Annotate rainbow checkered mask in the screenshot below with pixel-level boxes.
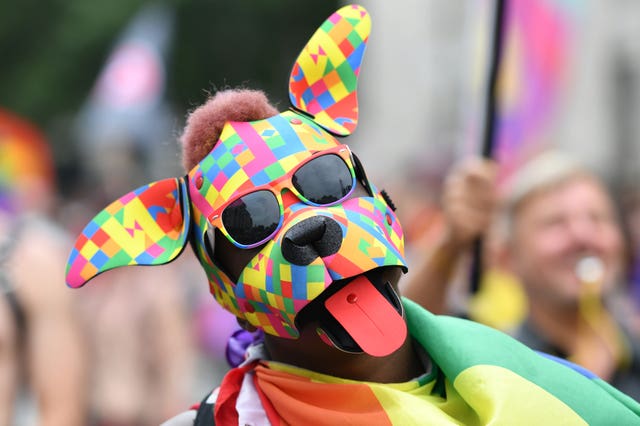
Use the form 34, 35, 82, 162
66, 4, 407, 341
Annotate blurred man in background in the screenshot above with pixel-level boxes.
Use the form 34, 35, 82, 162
405, 149, 640, 400
492, 150, 640, 398
0, 108, 88, 426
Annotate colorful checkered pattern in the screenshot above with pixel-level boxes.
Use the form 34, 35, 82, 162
186, 107, 406, 337
226, 195, 406, 337
190, 207, 243, 316
66, 178, 190, 288
289, 4, 370, 136
188, 110, 340, 221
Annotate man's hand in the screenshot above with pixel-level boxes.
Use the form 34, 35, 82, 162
442, 157, 498, 249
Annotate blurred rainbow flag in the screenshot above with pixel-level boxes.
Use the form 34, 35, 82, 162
74, 3, 176, 173
0, 108, 55, 214
465, 0, 580, 182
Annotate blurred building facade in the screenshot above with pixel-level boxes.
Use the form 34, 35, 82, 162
349, 0, 640, 191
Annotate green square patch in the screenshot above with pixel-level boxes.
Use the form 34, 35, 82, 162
217, 151, 234, 169
264, 162, 286, 180
336, 61, 356, 91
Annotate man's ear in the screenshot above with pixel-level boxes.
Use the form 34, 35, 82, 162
66, 177, 191, 288
288, 4, 370, 136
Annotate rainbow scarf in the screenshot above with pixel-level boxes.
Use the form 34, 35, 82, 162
214, 299, 640, 425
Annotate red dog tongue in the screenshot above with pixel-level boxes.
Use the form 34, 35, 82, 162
324, 275, 407, 357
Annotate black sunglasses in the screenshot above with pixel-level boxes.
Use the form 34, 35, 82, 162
208, 145, 361, 249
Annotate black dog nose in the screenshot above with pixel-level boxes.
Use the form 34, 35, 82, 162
281, 216, 343, 266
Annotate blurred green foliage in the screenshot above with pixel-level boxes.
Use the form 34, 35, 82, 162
0, 0, 338, 154
171, 0, 340, 111
1, 0, 148, 123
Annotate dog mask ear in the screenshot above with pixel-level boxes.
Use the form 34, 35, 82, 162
288, 4, 370, 136
66, 177, 191, 288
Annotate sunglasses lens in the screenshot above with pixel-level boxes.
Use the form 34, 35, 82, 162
292, 154, 353, 205
221, 190, 280, 247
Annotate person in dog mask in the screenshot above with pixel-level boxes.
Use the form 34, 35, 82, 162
67, 5, 640, 425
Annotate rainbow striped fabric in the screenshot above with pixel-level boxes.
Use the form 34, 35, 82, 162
237, 299, 640, 425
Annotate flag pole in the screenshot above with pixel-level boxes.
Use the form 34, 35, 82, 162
469, 0, 508, 293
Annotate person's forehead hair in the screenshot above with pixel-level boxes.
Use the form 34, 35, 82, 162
498, 151, 598, 238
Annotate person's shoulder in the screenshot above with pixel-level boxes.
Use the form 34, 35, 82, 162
160, 409, 197, 426
161, 387, 219, 426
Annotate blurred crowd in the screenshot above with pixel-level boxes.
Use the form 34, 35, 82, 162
5, 103, 640, 424
0, 106, 240, 425
2, 1, 640, 425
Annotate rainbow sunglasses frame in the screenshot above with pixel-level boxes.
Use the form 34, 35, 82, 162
66, 4, 408, 340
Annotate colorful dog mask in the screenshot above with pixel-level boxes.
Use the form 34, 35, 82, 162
66, 5, 409, 357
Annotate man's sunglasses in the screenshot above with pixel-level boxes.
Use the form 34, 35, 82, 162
208, 145, 359, 249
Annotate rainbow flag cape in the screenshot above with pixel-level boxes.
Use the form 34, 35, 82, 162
226, 299, 640, 425
407, 299, 640, 424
